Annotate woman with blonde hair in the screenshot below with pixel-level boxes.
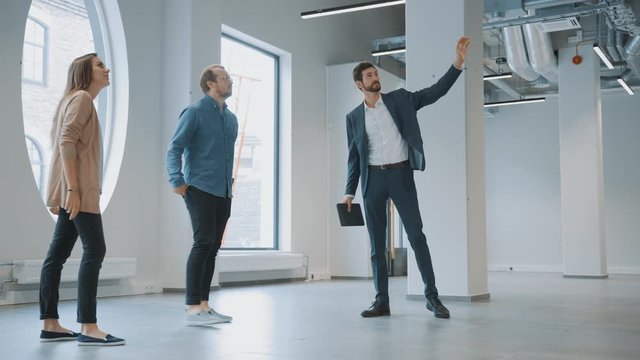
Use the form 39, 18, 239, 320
38, 53, 125, 346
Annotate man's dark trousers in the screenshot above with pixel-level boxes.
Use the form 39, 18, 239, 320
362, 165, 438, 304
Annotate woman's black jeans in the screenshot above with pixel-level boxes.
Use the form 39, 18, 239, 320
39, 209, 106, 323
184, 186, 231, 305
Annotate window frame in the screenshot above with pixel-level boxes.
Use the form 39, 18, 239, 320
22, 16, 48, 85
24, 134, 47, 199
220, 33, 280, 251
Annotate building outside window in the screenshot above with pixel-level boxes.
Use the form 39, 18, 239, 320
221, 34, 279, 250
23, 17, 47, 84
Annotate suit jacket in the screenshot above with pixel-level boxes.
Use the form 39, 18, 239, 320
345, 65, 462, 197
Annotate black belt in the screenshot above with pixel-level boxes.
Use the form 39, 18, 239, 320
368, 160, 409, 170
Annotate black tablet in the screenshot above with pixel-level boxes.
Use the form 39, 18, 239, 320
336, 203, 365, 226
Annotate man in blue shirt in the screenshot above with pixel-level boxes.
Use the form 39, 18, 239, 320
167, 64, 238, 326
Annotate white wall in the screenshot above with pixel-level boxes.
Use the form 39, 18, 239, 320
485, 98, 563, 272
601, 93, 640, 274
0, 0, 405, 299
485, 92, 640, 274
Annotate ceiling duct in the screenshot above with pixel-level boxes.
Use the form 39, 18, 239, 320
625, 35, 640, 57
601, 69, 634, 87
523, 0, 593, 10
616, 31, 627, 58
522, 23, 558, 82
624, 35, 640, 78
607, 27, 623, 62
502, 25, 541, 81
605, 0, 640, 36
537, 17, 581, 32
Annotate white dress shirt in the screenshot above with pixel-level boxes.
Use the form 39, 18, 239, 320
364, 96, 408, 166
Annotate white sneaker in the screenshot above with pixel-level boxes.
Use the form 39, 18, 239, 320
207, 309, 233, 323
184, 310, 226, 326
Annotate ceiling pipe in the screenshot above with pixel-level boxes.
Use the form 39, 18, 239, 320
623, 35, 640, 78
607, 27, 622, 62
522, 23, 558, 83
502, 26, 541, 81
484, 3, 608, 30
616, 31, 627, 59
605, 1, 640, 36
601, 69, 634, 88
523, 0, 593, 10
624, 35, 640, 57
483, 69, 522, 98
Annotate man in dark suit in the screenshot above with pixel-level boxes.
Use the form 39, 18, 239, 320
342, 36, 471, 319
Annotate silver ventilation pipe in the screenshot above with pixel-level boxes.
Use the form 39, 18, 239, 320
601, 69, 634, 88
607, 27, 622, 62
502, 26, 541, 81
616, 31, 627, 59
522, 23, 558, 83
623, 36, 640, 78
625, 36, 640, 57
595, 13, 616, 65
605, 0, 640, 36
523, 0, 593, 10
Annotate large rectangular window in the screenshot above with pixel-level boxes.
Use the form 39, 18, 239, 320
221, 34, 279, 250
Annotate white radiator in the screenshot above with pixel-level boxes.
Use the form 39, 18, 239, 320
217, 252, 306, 272
12, 258, 137, 284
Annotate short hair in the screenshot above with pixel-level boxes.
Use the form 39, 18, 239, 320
199, 64, 225, 93
352, 62, 376, 83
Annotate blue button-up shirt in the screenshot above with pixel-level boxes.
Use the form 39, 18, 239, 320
166, 95, 238, 198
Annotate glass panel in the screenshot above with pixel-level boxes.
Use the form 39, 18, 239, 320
25, 18, 35, 44
25, 136, 44, 197
34, 22, 45, 46
22, 0, 97, 200
22, 45, 35, 79
221, 35, 278, 249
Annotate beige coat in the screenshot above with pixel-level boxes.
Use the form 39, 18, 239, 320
46, 90, 102, 214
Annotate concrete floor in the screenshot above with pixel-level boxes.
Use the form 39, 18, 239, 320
1, 272, 639, 360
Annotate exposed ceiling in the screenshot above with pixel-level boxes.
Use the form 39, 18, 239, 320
370, 0, 640, 107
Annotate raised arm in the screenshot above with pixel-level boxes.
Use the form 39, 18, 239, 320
408, 36, 471, 110
453, 36, 471, 70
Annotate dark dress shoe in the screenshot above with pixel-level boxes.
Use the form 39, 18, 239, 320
426, 296, 450, 319
361, 301, 390, 317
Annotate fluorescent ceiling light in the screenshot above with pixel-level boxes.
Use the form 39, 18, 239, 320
617, 77, 635, 95
484, 97, 546, 108
301, 0, 405, 19
483, 73, 513, 81
371, 47, 406, 57
593, 44, 614, 70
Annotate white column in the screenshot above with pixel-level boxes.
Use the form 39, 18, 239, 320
159, 0, 223, 289
558, 45, 607, 278
405, 0, 488, 300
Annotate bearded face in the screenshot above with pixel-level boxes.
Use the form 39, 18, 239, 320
362, 80, 381, 93
358, 67, 382, 93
